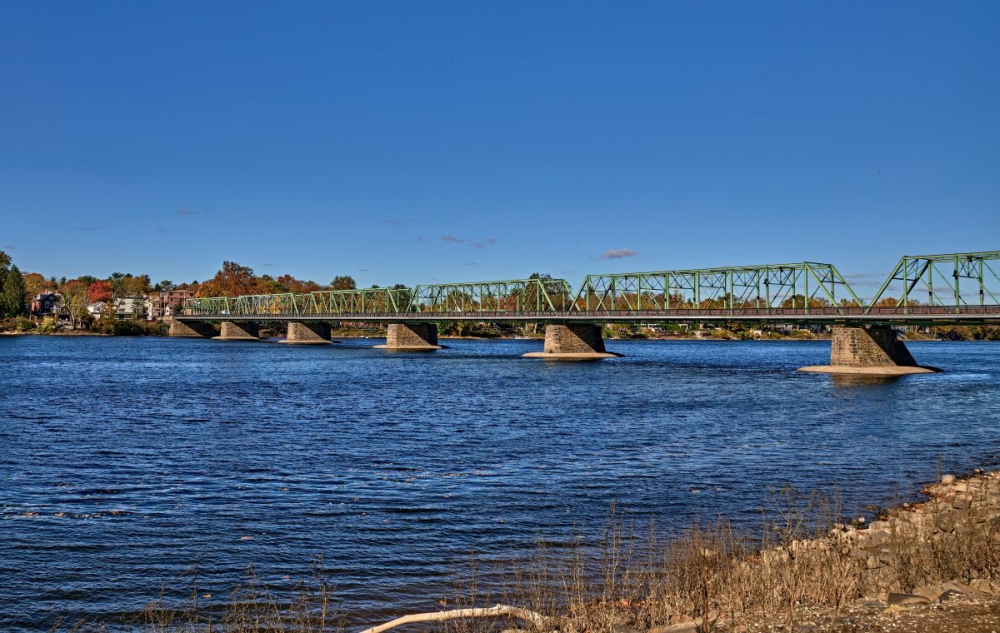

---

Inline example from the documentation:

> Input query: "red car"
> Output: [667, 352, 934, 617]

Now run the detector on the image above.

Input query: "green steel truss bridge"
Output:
[179, 251, 1000, 325]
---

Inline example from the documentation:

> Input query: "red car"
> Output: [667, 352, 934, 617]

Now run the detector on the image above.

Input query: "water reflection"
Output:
[829, 374, 903, 387]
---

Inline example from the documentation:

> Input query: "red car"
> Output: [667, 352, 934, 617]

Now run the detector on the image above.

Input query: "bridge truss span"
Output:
[571, 261, 861, 316]
[409, 277, 573, 315]
[867, 251, 1000, 315]
[179, 251, 1000, 325]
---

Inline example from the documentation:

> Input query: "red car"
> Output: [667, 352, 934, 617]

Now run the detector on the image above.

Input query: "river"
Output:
[1, 336, 998, 630]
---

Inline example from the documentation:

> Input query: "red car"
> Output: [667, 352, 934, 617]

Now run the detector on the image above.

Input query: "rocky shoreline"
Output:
[613, 471, 1000, 633]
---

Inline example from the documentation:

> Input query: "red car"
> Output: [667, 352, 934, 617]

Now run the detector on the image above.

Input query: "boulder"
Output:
[938, 589, 967, 603]
[887, 593, 932, 606]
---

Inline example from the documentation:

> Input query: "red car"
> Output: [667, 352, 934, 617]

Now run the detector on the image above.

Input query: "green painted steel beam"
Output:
[180, 252, 1000, 324]
[409, 277, 573, 314]
[569, 262, 861, 315]
[865, 251, 1000, 315]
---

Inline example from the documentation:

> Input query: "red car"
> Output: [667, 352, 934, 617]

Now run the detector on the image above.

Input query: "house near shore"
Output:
[30, 292, 62, 317]
[88, 298, 145, 320]
[147, 289, 194, 319]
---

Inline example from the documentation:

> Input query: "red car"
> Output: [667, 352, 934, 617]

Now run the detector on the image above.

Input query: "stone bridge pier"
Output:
[800, 325, 938, 375]
[375, 323, 442, 351]
[168, 320, 217, 338]
[281, 322, 332, 345]
[523, 323, 622, 360]
[216, 321, 260, 341]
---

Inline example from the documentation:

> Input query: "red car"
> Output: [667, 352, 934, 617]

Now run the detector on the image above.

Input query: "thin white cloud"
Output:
[599, 249, 640, 260]
[442, 235, 497, 249]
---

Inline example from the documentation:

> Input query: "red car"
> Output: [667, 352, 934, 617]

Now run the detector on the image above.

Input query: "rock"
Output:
[941, 580, 989, 598]
[934, 511, 956, 533]
[938, 589, 967, 603]
[887, 592, 932, 606]
[649, 622, 699, 633]
[612, 626, 640, 633]
[971, 578, 996, 594]
[864, 529, 890, 547]
[852, 598, 887, 609]
[912, 585, 946, 602]
[876, 548, 894, 566]
[952, 497, 971, 510]
[941, 474, 956, 485]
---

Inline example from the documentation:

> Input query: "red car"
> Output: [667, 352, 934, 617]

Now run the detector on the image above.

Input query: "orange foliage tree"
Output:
[88, 280, 113, 303]
[196, 261, 271, 297]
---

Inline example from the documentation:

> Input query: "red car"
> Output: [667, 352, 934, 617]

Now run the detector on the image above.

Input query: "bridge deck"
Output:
[177, 305, 1000, 325]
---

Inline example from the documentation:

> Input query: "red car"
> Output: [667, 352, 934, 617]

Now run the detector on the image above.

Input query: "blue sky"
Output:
[1, 1, 997, 296]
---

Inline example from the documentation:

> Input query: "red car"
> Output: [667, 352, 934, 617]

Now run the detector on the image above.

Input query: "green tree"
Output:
[0, 250, 11, 282]
[0, 265, 27, 318]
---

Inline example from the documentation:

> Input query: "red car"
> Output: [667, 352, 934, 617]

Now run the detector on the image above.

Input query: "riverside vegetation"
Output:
[56, 471, 1000, 633]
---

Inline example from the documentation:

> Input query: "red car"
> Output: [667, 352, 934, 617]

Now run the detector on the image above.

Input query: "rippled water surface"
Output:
[1, 335, 999, 630]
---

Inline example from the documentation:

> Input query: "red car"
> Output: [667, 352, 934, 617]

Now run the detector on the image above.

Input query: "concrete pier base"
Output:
[799, 325, 939, 375]
[280, 322, 332, 345]
[374, 323, 442, 351]
[168, 320, 216, 338]
[216, 321, 260, 341]
[522, 323, 623, 361]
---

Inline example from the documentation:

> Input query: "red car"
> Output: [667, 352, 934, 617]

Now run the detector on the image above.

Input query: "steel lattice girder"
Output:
[409, 278, 574, 314]
[866, 251, 1000, 314]
[307, 287, 414, 315]
[570, 262, 860, 314]
[184, 288, 416, 317]
[180, 252, 1000, 322]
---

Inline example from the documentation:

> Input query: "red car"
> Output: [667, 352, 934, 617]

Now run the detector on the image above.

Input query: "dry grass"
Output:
[443, 476, 1000, 633]
[54, 561, 343, 633]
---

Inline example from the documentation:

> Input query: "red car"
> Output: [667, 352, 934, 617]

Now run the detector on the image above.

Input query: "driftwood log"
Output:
[359, 604, 554, 633]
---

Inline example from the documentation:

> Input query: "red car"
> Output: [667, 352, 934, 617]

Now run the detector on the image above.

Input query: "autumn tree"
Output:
[330, 275, 357, 291]
[22, 272, 54, 297]
[780, 294, 832, 309]
[196, 261, 269, 297]
[60, 280, 92, 329]
[89, 280, 113, 303]
[118, 274, 151, 297]
[276, 274, 321, 294]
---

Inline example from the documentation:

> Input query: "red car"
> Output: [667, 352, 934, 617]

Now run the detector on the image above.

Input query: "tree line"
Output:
[0, 252, 361, 326]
